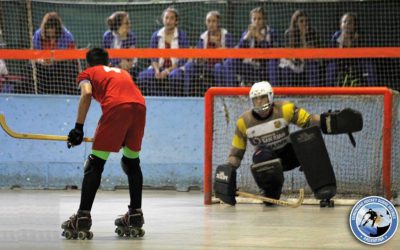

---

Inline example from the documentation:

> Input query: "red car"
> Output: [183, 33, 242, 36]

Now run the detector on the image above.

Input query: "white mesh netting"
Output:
[211, 92, 400, 199]
[1, 0, 399, 96]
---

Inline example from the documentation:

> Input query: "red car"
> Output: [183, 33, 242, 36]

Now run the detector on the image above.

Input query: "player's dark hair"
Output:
[86, 48, 109, 66]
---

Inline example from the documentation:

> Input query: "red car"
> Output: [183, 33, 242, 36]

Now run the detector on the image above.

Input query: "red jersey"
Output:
[76, 65, 145, 113]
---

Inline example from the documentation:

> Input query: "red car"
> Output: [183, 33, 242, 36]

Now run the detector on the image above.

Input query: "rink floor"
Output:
[0, 189, 398, 250]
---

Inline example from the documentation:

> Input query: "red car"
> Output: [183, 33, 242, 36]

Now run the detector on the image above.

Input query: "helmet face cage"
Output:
[251, 96, 271, 114]
[249, 81, 274, 115]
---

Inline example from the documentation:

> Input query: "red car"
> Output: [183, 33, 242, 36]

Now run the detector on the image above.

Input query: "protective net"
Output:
[1, 0, 400, 95]
[207, 88, 400, 201]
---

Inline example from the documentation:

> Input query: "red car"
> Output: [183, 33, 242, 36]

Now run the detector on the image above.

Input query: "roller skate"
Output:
[61, 210, 93, 240]
[115, 207, 145, 238]
[315, 185, 336, 208]
[260, 188, 281, 207]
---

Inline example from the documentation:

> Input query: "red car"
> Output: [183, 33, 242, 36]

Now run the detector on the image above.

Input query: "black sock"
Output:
[79, 155, 105, 211]
[122, 156, 143, 209]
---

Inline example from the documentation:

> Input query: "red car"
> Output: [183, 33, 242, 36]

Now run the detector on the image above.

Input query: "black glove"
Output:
[320, 108, 363, 147]
[67, 123, 84, 148]
[320, 108, 363, 135]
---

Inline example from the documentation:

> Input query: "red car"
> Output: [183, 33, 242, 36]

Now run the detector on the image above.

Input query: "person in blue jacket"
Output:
[137, 7, 189, 96]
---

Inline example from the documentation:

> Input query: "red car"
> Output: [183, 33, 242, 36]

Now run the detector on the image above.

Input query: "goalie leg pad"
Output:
[290, 126, 337, 200]
[251, 158, 284, 200]
[314, 185, 337, 200]
[214, 164, 237, 205]
[320, 108, 363, 134]
[252, 145, 278, 165]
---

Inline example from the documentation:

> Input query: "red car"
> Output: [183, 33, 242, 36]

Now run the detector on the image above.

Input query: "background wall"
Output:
[0, 95, 204, 191]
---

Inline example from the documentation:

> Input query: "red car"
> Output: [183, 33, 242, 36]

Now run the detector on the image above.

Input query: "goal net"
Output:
[204, 87, 400, 204]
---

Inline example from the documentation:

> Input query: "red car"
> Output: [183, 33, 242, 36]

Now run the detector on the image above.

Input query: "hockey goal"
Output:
[204, 87, 400, 205]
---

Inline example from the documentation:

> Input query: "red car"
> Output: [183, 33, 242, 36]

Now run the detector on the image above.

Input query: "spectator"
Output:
[0, 59, 7, 76]
[0, 27, 8, 81]
[1, 26, 34, 94]
[279, 10, 320, 86]
[137, 7, 189, 96]
[1, 27, 28, 94]
[223, 7, 278, 86]
[326, 12, 377, 86]
[0, 27, 7, 81]
[32, 12, 79, 94]
[102, 11, 139, 81]
[0, 59, 10, 93]
[183, 10, 234, 96]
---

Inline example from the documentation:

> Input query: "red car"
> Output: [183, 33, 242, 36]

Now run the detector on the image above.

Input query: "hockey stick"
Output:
[236, 188, 304, 208]
[0, 114, 94, 142]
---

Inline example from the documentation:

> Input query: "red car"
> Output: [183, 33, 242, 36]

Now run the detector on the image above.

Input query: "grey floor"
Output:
[0, 189, 398, 250]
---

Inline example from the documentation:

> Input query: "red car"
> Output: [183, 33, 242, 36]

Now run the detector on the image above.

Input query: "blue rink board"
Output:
[0, 95, 204, 191]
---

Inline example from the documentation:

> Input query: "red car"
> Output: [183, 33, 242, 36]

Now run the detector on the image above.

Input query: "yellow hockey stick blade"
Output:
[236, 188, 304, 208]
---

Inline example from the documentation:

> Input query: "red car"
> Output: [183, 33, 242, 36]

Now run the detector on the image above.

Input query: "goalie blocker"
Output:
[290, 126, 336, 200]
[214, 164, 237, 205]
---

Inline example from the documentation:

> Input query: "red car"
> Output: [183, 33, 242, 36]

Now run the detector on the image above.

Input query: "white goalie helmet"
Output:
[249, 81, 274, 115]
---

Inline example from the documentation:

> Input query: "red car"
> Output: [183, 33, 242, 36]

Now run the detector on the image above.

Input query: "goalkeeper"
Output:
[214, 81, 362, 206]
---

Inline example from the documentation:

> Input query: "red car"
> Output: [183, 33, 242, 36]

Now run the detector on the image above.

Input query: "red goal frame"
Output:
[204, 87, 394, 205]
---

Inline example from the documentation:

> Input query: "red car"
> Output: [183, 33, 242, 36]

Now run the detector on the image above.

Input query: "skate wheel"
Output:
[86, 231, 93, 240]
[64, 230, 73, 239]
[78, 231, 86, 240]
[116, 227, 125, 237]
[320, 199, 334, 208]
[130, 228, 139, 237]
[138, 228, 145, 237]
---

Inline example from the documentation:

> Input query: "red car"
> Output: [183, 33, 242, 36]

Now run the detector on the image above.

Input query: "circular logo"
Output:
[349, 196, 398, 245]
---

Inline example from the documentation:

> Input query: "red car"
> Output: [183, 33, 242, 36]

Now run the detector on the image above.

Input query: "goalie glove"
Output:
[214, 164, 237, 205]
[320, 108, 363, 147]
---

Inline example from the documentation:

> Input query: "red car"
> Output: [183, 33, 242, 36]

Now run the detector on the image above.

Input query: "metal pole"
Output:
[26, 0, 38, 94]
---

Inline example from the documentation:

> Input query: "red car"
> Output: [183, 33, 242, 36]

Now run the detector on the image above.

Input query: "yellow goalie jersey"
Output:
[228, 101, 313, 168]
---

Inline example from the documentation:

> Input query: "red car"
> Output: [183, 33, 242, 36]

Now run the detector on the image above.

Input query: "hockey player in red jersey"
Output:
[61, 48, 146, 239]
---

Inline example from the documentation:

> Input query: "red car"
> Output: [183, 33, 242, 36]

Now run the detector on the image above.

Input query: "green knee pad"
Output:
[123, 147, 139, 159]
[91, 150, 110, 161]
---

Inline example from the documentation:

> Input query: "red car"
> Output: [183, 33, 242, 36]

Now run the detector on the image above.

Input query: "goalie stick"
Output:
[0, 114, 94, 142]
[236, 188, 304, 208]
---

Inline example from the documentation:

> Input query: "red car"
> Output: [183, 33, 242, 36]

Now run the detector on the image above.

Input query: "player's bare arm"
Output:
[76, 80, 92, 125]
